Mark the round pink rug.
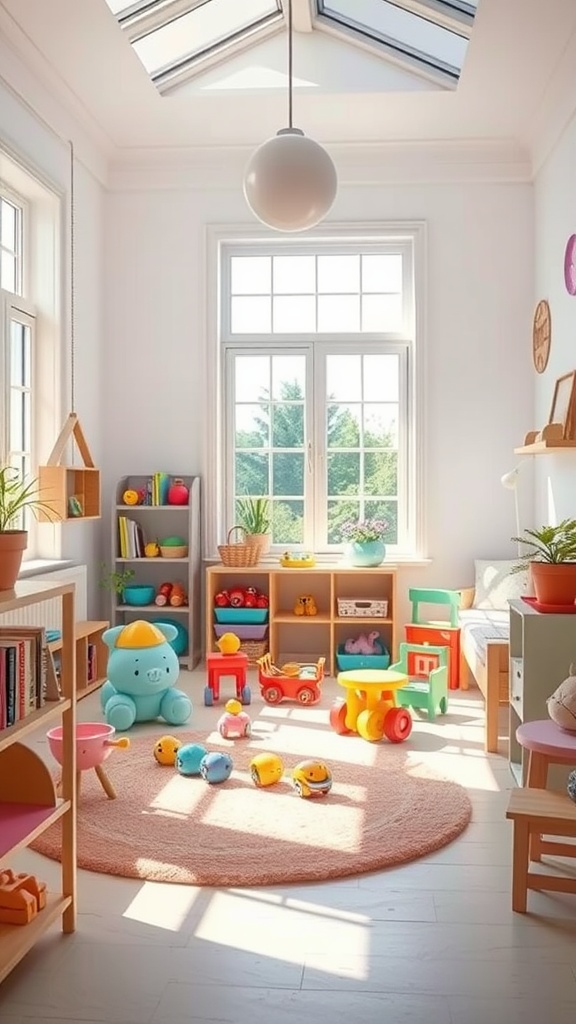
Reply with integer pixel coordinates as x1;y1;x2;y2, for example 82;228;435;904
33;728;472;886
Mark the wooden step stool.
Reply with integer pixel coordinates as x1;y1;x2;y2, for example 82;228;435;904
506;787;576;913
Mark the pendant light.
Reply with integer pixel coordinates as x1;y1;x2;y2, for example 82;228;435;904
243;0;337;232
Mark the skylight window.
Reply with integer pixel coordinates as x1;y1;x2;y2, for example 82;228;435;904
316;0;475;83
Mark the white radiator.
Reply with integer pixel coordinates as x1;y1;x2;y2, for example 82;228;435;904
0;564;88;631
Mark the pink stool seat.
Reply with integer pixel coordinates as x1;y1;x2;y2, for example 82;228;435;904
516;719;576;762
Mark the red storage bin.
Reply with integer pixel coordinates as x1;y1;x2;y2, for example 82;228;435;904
404;623;460;690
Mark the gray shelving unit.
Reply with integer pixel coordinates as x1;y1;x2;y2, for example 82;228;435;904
509;598;576;788
112;475;201;670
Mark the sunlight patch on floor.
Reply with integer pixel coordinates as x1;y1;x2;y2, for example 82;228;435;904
123;880;200;931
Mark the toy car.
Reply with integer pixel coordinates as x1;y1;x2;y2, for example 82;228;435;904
257;654;325;705
250;752;284;787
291;759;332;798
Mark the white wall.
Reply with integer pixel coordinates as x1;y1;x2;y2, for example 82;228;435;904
533;110;576;527
103;176;534;600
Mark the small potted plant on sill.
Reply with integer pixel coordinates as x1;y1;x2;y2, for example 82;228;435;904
236;496;272;555
0;465;56;590
512;519;576;606
341;516;389;567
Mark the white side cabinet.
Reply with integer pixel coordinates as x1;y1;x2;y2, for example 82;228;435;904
509;598;576;787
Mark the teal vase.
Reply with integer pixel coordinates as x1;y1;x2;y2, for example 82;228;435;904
345;539;386;567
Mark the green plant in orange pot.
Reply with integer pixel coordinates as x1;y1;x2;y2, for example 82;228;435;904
0;465;56;590
512;519;576;606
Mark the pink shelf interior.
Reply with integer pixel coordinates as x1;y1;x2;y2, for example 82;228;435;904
0;802;56;858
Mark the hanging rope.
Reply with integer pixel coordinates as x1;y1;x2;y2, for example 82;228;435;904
69;138;76;415
287;0;293;129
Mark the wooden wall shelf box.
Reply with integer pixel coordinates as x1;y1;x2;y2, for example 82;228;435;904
38;413;101;521
0;579;76;983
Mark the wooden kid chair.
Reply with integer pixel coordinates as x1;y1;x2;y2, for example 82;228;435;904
391;642;449;720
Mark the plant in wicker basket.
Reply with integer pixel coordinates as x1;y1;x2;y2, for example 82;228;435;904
236;497;271;555
218;526;262;567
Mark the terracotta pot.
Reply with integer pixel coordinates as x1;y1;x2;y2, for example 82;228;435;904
530;561;576;606
0;530;27;590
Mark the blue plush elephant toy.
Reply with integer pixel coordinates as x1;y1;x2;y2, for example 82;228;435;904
100;620;192;731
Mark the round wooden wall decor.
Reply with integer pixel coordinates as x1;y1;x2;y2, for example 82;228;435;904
532;299;551;374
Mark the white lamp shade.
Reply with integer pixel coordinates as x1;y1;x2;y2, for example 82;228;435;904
243;129;338;232
501;467;520;490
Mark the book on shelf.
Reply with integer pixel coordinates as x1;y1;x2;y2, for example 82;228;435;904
118;516;145;558
0;626;50;729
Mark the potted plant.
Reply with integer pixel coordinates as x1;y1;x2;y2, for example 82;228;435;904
0;466;56;590
236;496;272;555
512;519;576;605
341;516;389;567
99;563;135;598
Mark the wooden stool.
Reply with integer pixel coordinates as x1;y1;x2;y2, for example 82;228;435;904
506;788;576;912
206;651;249;704
516;719;576;860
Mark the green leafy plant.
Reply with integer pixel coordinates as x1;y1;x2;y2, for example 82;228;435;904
236;496;271;535
99;562;135;594
0;465;56;532
512;519;576;570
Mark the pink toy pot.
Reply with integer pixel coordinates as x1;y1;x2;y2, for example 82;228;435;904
47;722;130;771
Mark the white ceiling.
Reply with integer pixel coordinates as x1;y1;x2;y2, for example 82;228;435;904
0;0;575;167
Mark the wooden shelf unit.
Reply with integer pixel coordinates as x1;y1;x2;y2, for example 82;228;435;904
38;414;101;521
205;564;397;675
0;579;76;984
48;620;109;701
514;441;576;454
111;476;202;670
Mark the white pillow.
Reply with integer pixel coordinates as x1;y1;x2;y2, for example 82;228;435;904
473;559;532;611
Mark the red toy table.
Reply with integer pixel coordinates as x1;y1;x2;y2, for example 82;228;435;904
404;624;460;690
206;651;249;703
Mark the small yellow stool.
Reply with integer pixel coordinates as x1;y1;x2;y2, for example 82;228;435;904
330;669;412;743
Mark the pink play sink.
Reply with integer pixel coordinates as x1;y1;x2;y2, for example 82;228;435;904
47;722;130;771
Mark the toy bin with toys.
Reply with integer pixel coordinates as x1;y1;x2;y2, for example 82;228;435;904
210;580;269;661
336;631;390;671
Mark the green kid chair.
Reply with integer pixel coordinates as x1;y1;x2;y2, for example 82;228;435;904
391;642;449;721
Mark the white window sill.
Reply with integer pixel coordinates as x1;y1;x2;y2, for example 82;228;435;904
19;559;76;579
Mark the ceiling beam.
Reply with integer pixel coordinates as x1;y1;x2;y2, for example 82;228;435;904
284;0;314;33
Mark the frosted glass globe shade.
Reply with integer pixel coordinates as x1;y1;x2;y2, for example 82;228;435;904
244;129;338;232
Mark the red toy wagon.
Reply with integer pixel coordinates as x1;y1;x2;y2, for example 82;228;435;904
257;654;325;705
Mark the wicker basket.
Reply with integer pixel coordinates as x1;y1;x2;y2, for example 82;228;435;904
218;526;262;567
238;638;268;662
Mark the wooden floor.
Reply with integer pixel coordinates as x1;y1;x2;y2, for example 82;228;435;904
1;673;576;1024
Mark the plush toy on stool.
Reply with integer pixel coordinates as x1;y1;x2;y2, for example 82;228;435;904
101;620;192;731
547;665;576;732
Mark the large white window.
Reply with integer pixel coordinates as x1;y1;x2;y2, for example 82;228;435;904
0;158;61;559
209;225;425;560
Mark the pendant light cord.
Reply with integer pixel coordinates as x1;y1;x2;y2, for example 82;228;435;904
69;139;76;415
287;0;293;129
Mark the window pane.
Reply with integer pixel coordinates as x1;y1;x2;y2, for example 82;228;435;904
231;296;271;333
133;0;279;74
318;295;360;333
364;354;399;402
272;404;304;448
364;451;398;497
273;255;315;294
10;321;30;387
365;499;398;544
235;404;269;447
364;404;398;447
236;452;269;495
327;404;360;448
272;453;304;496
1;250;16;292
327;452;360;495
362;254;402;292
235;356;270;401
327;355;362;401
271;355;306;400
273;500;304;544
231;256;271;294
1;200;16;249
317;254;360;293
362;294;402;332
273;296;315;333
327;499;361;543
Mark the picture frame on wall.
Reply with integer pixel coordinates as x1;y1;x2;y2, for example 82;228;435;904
548;371;576;439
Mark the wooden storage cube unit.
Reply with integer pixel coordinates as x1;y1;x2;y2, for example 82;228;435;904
334;570;395;619
276;620;330;669
270;571;331;619
39;466;101;521
48;621;108;700
205;568;270;657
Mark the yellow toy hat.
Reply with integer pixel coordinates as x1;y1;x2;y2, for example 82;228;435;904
115;621;166;649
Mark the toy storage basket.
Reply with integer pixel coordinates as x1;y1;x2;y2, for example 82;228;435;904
238;638;268;662
337;598;388;618
218;526;262;567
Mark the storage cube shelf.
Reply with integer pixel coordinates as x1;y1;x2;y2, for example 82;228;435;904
206;564;397;675
38;466;101;521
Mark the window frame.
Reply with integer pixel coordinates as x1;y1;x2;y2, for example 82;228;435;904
204;221;427;563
